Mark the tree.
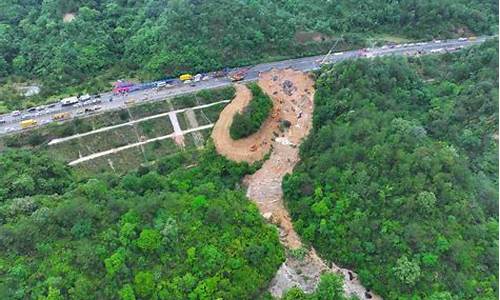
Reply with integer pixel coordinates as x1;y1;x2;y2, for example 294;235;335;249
134;271;155;298
104;248;126;277
136;229;162;252
393;256;421;287
119;284;136;300
314;273;346;300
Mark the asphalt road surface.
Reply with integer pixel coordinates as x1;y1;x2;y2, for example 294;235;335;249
0;36;490;136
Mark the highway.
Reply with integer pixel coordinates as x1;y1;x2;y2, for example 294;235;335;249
0;36;489;136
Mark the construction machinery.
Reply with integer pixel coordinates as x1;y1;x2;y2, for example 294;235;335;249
52;112;70;121
20;119;37;129
229;68;248;81
180;74;193;81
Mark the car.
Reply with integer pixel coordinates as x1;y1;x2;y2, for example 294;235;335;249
434;40;442;43
36;106;45;111
333;52;344;56
202;75;210;81
458;37;467;41
27;107;36;112
47;103;57;108
0;119;5;124
11;110;21;117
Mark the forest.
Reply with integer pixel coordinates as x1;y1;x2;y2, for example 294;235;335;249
230;83;273;140
0;147;285;299
283;40;499;298
0;0;498;110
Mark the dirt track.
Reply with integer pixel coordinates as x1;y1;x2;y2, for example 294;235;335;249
211;84;274;162
212;69;380;300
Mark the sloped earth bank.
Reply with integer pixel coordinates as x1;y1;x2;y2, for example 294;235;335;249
212;68;381;299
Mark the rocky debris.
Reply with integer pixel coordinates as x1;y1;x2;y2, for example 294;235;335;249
282;80;297;96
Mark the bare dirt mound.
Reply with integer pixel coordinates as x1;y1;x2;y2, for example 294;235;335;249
212;69;380;299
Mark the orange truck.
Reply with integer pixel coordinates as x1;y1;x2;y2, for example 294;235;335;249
229;68;249;81
52;112;70;121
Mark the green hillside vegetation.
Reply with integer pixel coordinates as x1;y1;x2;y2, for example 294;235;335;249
283;40;499;298
0;0;498;110
0;147;284;299
280;273;351;300
230;83;273;139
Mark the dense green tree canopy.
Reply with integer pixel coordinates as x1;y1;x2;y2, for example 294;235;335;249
230;83;273;140
283;40;499;298
0;147;284;299
0;0;497;109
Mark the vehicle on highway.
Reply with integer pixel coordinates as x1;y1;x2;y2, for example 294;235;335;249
36;106;45;111
61;96;79;106
194;74;202;82
113;80;135;94
79;94;91;101
434;40;442;43
20;119;38;129
11;110;21;117
27;107;37;112
48;103;57;108
52;112;71;121
0;119;5;124
334;52;344;56
229;68;249;81
213;69;228;78
430;48;444;53
125;99;135;106
180;74;193;81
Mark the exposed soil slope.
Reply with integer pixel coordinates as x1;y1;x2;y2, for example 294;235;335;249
212;69;380;299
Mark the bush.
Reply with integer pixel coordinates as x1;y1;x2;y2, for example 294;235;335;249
230;83;272;139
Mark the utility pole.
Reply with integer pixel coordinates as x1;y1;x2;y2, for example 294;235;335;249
320;34;344;65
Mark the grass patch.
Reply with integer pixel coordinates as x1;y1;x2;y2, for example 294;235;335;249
136;117;174;139
177;112;190;131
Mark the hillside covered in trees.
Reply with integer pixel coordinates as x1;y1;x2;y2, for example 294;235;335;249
0;148;284;299
283;40;499;298
0;0;498;110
